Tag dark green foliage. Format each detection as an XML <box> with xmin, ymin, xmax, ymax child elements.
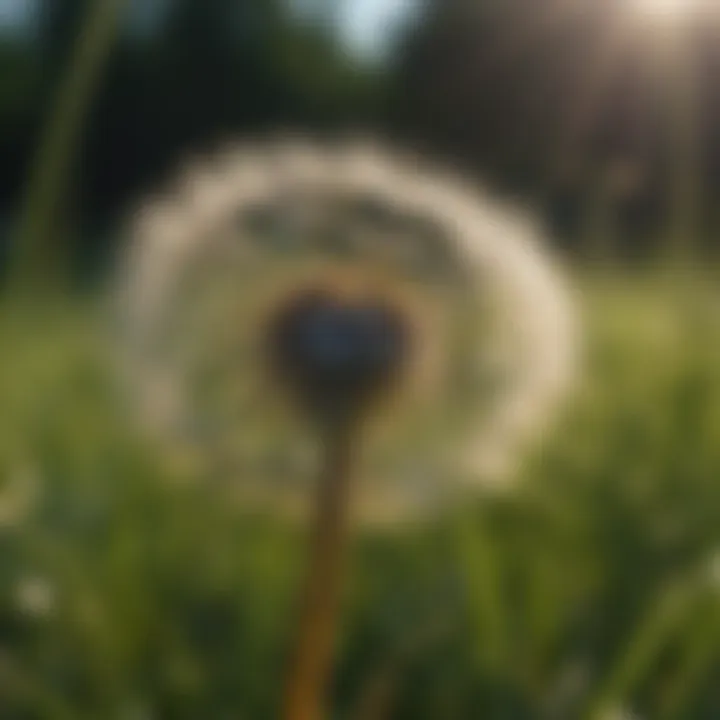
<box><xmin>0</xmin><ymin>0</ymin><xmax>383</xmax><ymax>280</ymax></box>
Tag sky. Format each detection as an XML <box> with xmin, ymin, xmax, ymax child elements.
<box><xmin>0</xmin><ymin>0</ymin><xmax>27</xmax><ymax>27</ymax></box>
<box><xmin>0</xmin><ymin>0</ymin><xmax>418</xmax><ymax>58</ymax></box>
<box><xmin>338</xmin><ymin>0</ymin><xmax>417</xmax><ymax>58</ymax></box>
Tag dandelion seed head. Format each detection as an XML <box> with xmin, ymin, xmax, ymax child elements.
<box><xmin>0</xmin><ymin>463</ymin><xmax>41</xmax><ymax>530</ymax></box>
<box><xmin>118</xmin><ymin>137</ymin><xmax>579</xmax><ymax>524</ymax></box>
<box><xmin>599</xmin><ymin>706</ymin><xmax>641</xmax><ymax>720</ymax></box>
<box><xmin>118</xmin><ymin>699</ymin><xmax>155</xmax><ymax>720</ymax></box>
<box><xmin>14</xmin><ymin>576</ymin><xmax>55</xmax><ymax>619</ymax></box>
<box><xmin>702</xmin><ymin>550</ymin><xmax>720</xmax><ymax>591</ymax></box>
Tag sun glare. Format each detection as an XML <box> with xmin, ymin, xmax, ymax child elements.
<box><xmin>633</xmin><ymin>0</ymin><xmax>703</xmax><ymax>20</ymax></box>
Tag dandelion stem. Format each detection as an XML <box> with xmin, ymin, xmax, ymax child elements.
<box><xmin>282</xmin><ymin>420</ymin><xmax>357</xmax><ymax>720</ymax></box>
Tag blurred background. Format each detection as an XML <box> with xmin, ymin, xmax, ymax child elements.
<box><xmin>2</xmin><ymin>0</ymin><xmax>720</xmax><ymax>717</ymax></box>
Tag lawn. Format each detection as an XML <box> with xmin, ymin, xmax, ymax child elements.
<box><xmin>2</xmin><ymin>273</ymin><xmax>720</xmax><ymax>719</ymax></box>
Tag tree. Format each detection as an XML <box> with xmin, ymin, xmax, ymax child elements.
<box><xmin>388</xmin><ymin>0</ymin><xmax>720</xmax><ymax>259</ymax></box>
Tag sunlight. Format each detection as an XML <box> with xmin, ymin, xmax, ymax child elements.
<box><xmin>632</xmin><ymin>0</ymin><xmax>704</xmax><ymax>22</ymax></box>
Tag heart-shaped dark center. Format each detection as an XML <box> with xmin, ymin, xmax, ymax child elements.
<box><xmin>266</xmin><ymin>286</ymin><xmax>415</xmax><ymax>425</ymax></box>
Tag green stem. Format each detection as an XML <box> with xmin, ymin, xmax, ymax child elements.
<box><xmin>11</xmin><ymin>0</ymin><xmax>128</xmax><ymax>293</ymax></box>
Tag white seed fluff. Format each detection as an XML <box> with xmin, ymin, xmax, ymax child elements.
<box><xmin>117</xmin><ymin>138</ymin><xmax>579</xmax><ymax>524</ymax></box>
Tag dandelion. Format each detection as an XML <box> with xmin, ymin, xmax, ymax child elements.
<box><xmin>117</xmin><ymin>137</ymin><xmax>579</xmax><ymax>719</ymax></box>
<box><xmin>700</xmin><ymin>549</ymin><xmax>720</xmax><ymax>591</ymax></box>
<box><xmin>0</xmin><ymin>463</ymin><xmax>42</xmax><ymax>530</ymax></box>
<box><xmin>598</xmin><ymin>706</ymin><xmax>641</xmax><ymax>720</ymax></box>
<box><xmin>118</xmin><ymin>699</ymin><xmax>155</xmax><ymax>720</ymax></box>
<box><xmin>544</xmin><ymin>659</ymin><xmax>593</xmax><ymax>717</ymax></box>
<box><xmin>118</xmin><ymin>138</ymin><xmax>577</xmax><ymax>515</ymax></box>
<box><xmin>14</xmin><ymin>575</ymin><xmax>56</xmax><ymax>619</ymax></box>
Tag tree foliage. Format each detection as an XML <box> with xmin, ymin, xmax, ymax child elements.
<box><xmin>0</xmin><ymin>0</ymin><xmax>382</xmax><ymax>273</ymax></box>
<box><xmin>389</xmin><ymin>0</ymin><xmax>720</xmax><ymax>257</ymax></box>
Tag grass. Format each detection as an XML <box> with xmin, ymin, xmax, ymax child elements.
<box><xmin>2</xmin><ymin>273</ymin><xmax>720</xmax><ymax>718</ymax></box>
